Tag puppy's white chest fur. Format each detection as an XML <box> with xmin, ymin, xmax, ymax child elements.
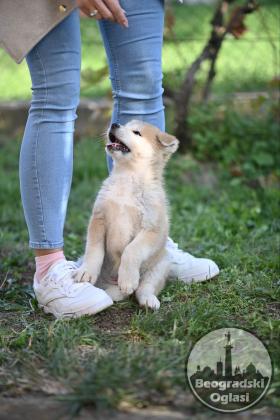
<box><xmin>96</xmin><ymin>174</ymin><xmax>167</xmax><ymax>281</ymax></box>
<box><xmin>102</xmin><ymin>177</ymin><xmax>143</xmax><ymax>251</ymax></box>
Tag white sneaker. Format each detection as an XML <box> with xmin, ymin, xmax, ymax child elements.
<box><xmin>166</xmin><ymin>238</ymin><xmax>219</xmax><ymax>283</ymax></box>
<box><xmin>33</xmin><ymin>260</ymin><xmax>113</xmax><ymax>319</ymax></box>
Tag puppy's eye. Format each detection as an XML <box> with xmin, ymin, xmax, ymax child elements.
<box><xmin>133</xmin><ymin>130</ymin><xmax>142</xmax><ymax>136</ymax></box>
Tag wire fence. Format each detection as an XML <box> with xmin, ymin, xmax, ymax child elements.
<box><xmin>0</xmin><ymin>1</ymin><xmax>279</xmax><ymax>101</ymax></box>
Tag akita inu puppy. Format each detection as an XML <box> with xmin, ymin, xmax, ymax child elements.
<box><xmin>74</xmin><ymin>120</ymin><xmax>179</xmax><ymax>309</ymax></box>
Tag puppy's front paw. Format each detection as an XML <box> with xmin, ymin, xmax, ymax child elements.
<box><xmin>72</xmin><ymin>266</ymin><xmax>94</xmax><ymax>283</ymax></box>
<box><xmin>118</xmin><ymin>265</ymin><xmax>139</xmax><ymax>296</ymax></box>
<box><xmin>105</xmin><ymin>285</ymin><xmax>126</xmax><ymax>302</ymax></box>
<box><xmin>137</xmin><ymin>294</ymin><xmax>160</xmax><ymax>310</ymax></box>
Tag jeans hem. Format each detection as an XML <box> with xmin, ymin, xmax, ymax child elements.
<box><xmin>29</xmin><ymin>241</ymin><xmax>64</xmax><ymax>249</ymax></box>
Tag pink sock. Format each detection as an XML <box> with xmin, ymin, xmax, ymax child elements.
<box><xmin>35</xmin><ymin>251</ymin><xmax>65</xmax><ymax>281</ymax></box>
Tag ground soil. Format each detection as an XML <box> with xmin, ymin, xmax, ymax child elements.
<box><xmin>0</xmin><ymin>394</ymin><xmax>279</xmax><ymax>420</ymax></box>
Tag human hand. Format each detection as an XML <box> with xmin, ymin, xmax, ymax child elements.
<box><xmin>76</xmin><ymin>0</ymin><xmax>128</xmax><ymax>27</ymax></box>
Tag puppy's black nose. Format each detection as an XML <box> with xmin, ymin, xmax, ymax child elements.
<box><xmin>111</xmin><ymin>123</ymin><xmax>120</xmax><ymax>130</ymax></box>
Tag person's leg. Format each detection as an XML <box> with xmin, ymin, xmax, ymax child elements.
<box><xmin>20</xmin><ymin>10</ymin><xmax>81</xmax><ymax>259</ymax></box>
<box><xmin>19</xmin><ymin>10</ymin><xmax>113</xmax><ymax>317</ymax></box>
<box><xmin>98</xmin><ymin>0</ymin><xmax>165</xmax><ymax>172</ymax></box>
<box><xmin>99</xmin><ymin>0</ymin><xmax>219</xmax><ymax>281</ymax></box>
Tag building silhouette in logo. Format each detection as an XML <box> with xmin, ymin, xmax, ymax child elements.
<box><xmin>225</xmin><ymin>331</ymin><xmax>233</xmax><ymax>377</ymax></box>
<box><xmin>190</xmin><ymin>331</ymin><xmax>269</xmax><ymax>382</ymax></box>
<box><xmin>187</xmin><ymin>329</ymin><xmax>272</xmax><ymax>412</ymax></box>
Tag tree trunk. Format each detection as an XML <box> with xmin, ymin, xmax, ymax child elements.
<box><xmin>173</xmin><ymin>0</ymin><xmax>258</xmax><ymax>152</ymax></box>
<box><xmin>175</xmin><ymin>48</ymin><xmax>210</xmax><ymax>152</ymax></box>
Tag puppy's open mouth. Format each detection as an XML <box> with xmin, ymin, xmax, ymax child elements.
<box><xmin>106</xmin><ymin>132</ymin><xmax>130</xmax><ymax>153</ymax></box>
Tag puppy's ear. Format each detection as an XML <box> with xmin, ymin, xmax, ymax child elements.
<box><xmin>156</xmin><ymin>132</ymin><xmax>179</xmax><ymax>154</ymax></box>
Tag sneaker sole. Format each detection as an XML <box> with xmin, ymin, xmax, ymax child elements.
<box><xmin>170</xmin><ymin>266</ymin><xmax>220</xmax><ymax>284</ymax></box>
<box><xmin>40</xmin><ymin>296</ymin><xmax>113</xmax><ymax>319</ymax></box>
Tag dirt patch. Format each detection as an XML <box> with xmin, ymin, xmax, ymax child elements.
<box><xmin>0</xmin><ymin>395</ymin><xmax>187</xmax><ymax>420</ymax></box>
<box><xmin>93</xmin><ymin>305</ymin><xmax>135</xmax><ymax>333</ymax></box>
<box><xmin>266</xmin><ymin>302</ymin><xmax>280</xmax><ymax>320</ymax></box>
<box><xmin>0</xmin><ymin>395</ymin><xmax>279</xmax><ymax>420</ymax></box>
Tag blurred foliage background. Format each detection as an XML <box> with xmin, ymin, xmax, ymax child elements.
<box><xmin>0</xmin><ymin>0</ymin><xmax>278</xmax><ymax>181</ymax></box>
<box><xmin>0</xmin><ymin>0</ymin><xmax>278</xmax><ymax>99</ymax></box>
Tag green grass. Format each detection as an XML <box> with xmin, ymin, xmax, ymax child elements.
<box><xmin>0</xmin><ymin>1</ymin><xmax>279</xmax><ymax>100</ymax></box>
<box><xmin>0</xmin><ymin>102</ymin><xmax>279</xmax><ymax>412</ymax></box>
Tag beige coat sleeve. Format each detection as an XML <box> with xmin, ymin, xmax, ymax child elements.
<box><xmin>0</xmin><ymin>0</ymin><xmax>77</xmax><ymax>63</ymax></box>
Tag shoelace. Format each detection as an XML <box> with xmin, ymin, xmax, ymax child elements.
<box><xmin>43</xmin><ymin>260</ymin><xmax>78</xmax><ymax>295</ymax></box>
<box><xmin>166</xmin><ymin>238</ymin><xmax>193</xmax><ymax>263</ymax></box>
<box><xmin>167</xmin><ymin>238</ymin><xmax>181</xmax><ymax>251</ymax></box>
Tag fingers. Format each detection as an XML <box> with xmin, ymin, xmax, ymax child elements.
<box><xmin>103</xmin><ymin>0</ymin><xmax>128</xmax><ymax>27</ymax></box>
<box><xmin>78</xmin><ymin>0</ymin><xmax>128</xmax><ymax>27</ymax></box>
<box><xmin>83</xmin><ymin>0</ymin><xmax>128</xmax><ymax>28</ymax></box>
<box><xmin>78</xmin><ymin>0</ymin><xmax>98</xmax><ymax>18</ymax></box>
<box><xmin>93</xmin><ymin>0</ymin><xmax>114</xmax><ymax>21</ymax></box>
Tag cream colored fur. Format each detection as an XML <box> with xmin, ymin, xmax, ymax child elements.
<box><xmin>73</xmin><ymin>120</ymin><xmax>179</xmax><ymax>309</ymax></box>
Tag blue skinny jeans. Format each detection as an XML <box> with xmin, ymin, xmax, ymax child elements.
<box><xmin>20</xmin><ymin>1</ymin><xmax>165</xmax><ymax>249</ymax></box>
